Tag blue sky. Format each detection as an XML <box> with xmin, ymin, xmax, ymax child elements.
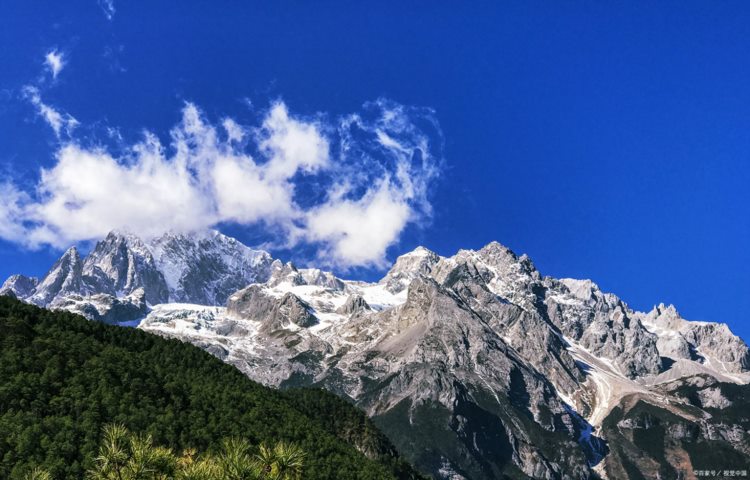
<box><xmin>0</xmin><ymin>1</ymin><xmax>748</xmax><ymax>341</ymax></box>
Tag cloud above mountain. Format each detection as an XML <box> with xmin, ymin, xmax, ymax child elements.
<box><xmin>23</xmin><ymin>86</ymin><xmax>79</xmax><ymax>138</ymax></box>
<box><xmin>0</xmin><ymin>99</ymin><xmax>442</xmax><ymax>268</ymax></box>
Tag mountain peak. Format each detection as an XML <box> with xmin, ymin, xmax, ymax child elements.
<box><xmin>28</xmin><ymin>246</ymin><xmax>84</xmax><ymax>306</ymax></box>
<box><xmin>654</xmin><ymin>302</ymin><xmax>680</xmax><ymax>317</ymax></box>
<box><xmin>105</xmin><ymin>228</ymin><xmax>136</xmax><ymax>239</ymax></box>
<box><xmin>458</xmin><ymin>240</ymin><xmax>540</xmax><ymax>288</ymax></box>
<box><xmin>476</xmin><ymin>241</ymin><xmax>539</xmax><ymax>271</ymax></box>
<box><xmin>559</xmin><ymin>278</ymin><xmax>601</xmax><ymax>302</ymax></box>
<box><xmin>0</xmin><ymin>274</ymin><xmax>39</xmax><ymax>298</ymax></box>
<box><xmin>400</xmin><ymin>245</ymin><xmax>437</xmax><ymax>258</ymax></box>
<box><xmin>5</xmin><ymin>229</ymin><xmax>276</xmax><ymax>310</ymax></box>
<box><xmin>380</xmin><ymin>246</ymin><xmax>441</xmax><ymax>294</ymax></box>
<box><xmin>478</xmin><ymin>240</ymin><xmax>517</xmax><ymax>258</ymax></box>
<box><xmin>83</xmin><ymin>230</ymin><xmax>169</xmax><ymax>304</ymax></box>
<box><xmin>147</xmin><ymin>229</ymin><xmax>274</xmax><ymax>305</ymax></box>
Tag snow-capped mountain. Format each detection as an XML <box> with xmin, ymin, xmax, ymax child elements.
<box><xmin>137</xmin><ymin>238</ymin><xmax>749</xmax><ymax>479</ymax></box>
<box><xmin>148</xmin><ymin>230</ymin><xmax>274</xmax><ymax>305</ymax></box>
<box><xmin>3</xmin><ymin>231</ymin><xmax>749</xmax><ymax>479</ymax></box>
<box><xmin>1</xmin><ymin>230</ymin><xmax>273</xmax><ymax>322</ymax></box>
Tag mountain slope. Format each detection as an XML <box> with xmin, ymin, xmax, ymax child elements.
<box><xmin>0</xmin><ymin>296</ymin><xmax>425</xmax><ymax>480</ymax></box>
<box><xmin>5</xmin><ymin>231</ymin><xmax>749</xmax><ymax>478</ymax></box>
<box><xmin>599</xmin><ymin>376</ymin><xmax>750</xmax><ymax>479</ymax></box>
<box><xmin>138</xmin><ymin>240</ymin><xmax>749</xmax><ymax>479</ymax></box>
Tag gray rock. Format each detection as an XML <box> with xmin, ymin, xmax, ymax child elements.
<box><xmin>29</xmin><ymin>247</ymin><xmax>85</xmax><ymax>306</ymax></box>
<box><xmin>267</xmin><ymin>261</ymin><xmax>346</xmax><ymax>291</ymax></box>
<box><xmin>336</xmin><ymin>294</ymin><xmax>371</xmax><ymax>315</ymax></box>
<box><xmin>655</xmin><ymin>332</ymin><xmax>693</xmax><ymax>360</ymax></box>
<box><xmin>577</xmin><ymin>304</ymin><xmax>661</xmax><ymax>378</ymax></box>
<box><xmin>697</xmin><ymin>387</ymin><xmax>733</xmax><ymax>409</ymax></box>
<box><xmin>379</xmin><ymin>246</ymin><xmax>441</xmax><ymax>294</ymax></box>
<box><xmin>0</xmin><ymin>274</ymin><xmax>38</xmax><ymax>299</ymax></box>
<box><xmin>148</xmin><ymin>230</ymin><xmax>274</xmax><ymax>305</ymax></box>
<box><xmin>684</xmin><ymin>322</ymin><xmax>750</xmax><ymax>372</ymax></box>
<box><xmin>269</xmin><ymin>293</ymin><xmax>318</xmax><ymax>329</ymax></box>
<box><xmin>227</xmin><ymin>285</ymin><xmax>278</xmax><ymax>320</ymax></box>
<box><xmin>50</xmin><ymin>288</ymin><xmax>148</xmax><ymax>324</ymax></box>
<box><xmin>227</xmin><ymin>285</ymin><xmax>317</xmax><ymax>330</ymax></box>
<box><xmin>545</xmin><ymin>278</ymin><xmax>662</xmax><ymax>378</ymax></box>
<box><xmin>82</xmin><ymin>231</ymin><xmax>169</xmax><ymax>305</ymax></box>
<box><xmin>643</xmin><ymin>304</ymin><xmax>750</xmax><ymax>373</ymax></box>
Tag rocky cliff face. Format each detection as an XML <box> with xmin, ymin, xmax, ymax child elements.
<box><xmin>81</xmin><ymin>231</ymin><xmax>169</xmax><ymax>305</ymax></box>
<box><xmin>2</xmin><ymin>230</ymin><xmax>272</xmax><ymax>323</ymax></box>
<box><xmin>29</xmin><ymin>246</ymin><xmax>87</xmax><ymax>306</ymax></box>
<box><xmin>0</xmin><ymin>274</ymin><xmax>39</xmax><ymax>298</ymax></box>
<box><xmin>148</xmin><ymin>230</ymin><xmax>274</xmax><ymax>305</ymax></box>
<box><xmin>6</xmin><ymin>232</ymin><xmax>749</xmax><ymax>478</ymax></box>
<box><xmin>640</xmin><ymin>303</ymin><xmax>750</xmax><ymax>372</ymax></box>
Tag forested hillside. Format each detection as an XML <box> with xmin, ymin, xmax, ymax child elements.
<box><xmin>0</xmin><ymin>297</ymin><xmax>425</xmax><ymax>480</ymax></box>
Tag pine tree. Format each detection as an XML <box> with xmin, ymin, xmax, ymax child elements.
<box><xmin>25</xmin><ymin>425</ymin><xmax>305</xmax><ymax>480</ymax></box>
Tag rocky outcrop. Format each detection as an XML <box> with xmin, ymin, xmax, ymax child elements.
<box><xmin>271</xmin><ymin>293</ymin><xmax>318</xmax><ymax>329</ymax></box>
<box><xmin>577</xmin><ymin>304</ymin><xmax>661</xmax><ymax>378</ymax></box>
<box><xmin>51</xmin><ymin>288</ymin><xmax>148</xmax><ymax>324</ymax></box>
<box><xmin>380</xmin><ymin>246</ymin><xmax>441</xmax><ymax>294</ymax></box>
<box><xmin>81</xmin><ymin>231</ymin><xmax>169</xmax><ymax>305</ymax></box>
<box><xmin>655</xmin><ymin>332</ymin><xmax>694</xmax><ymax>360</ymax></box>
<box><xmin>3</xmin><ymin>230</ymin><xmax>275</xmax><ymax>322</ymax></box>
<box><xmin>641</xmin><ymin>304</ymin><xmax>750</xmax><ymax>373</ymax></box>
<box><xmin>266</xmin><ymin>260</ymin><xmax>346</xmax><ymax>291</ymax></box>
<box><xmin>0</xmin><ymin>274</ymin><xmax>38</xmax><ymax>298</ymax></box>
<box><xmin>29</xmin><ymin>247</ymin><xmax>86</xmax><ymax>306</ymax></box>
<box><xmin>148</xmin><ymin>230</ymin><xmax>274</xmax><ymax>305</ymax></box>
<box><xmin>336</xmin><ymin>294</ymin><xmax>370</xmax><ymax>315</ymax></box>
<box><xmin>545</xmin><ymin>278</ymin><xmax>663</xmax><ymax>378</ymax></box>
<box><xmin>227</xmin><ymin>285</ymin><xmax>278</xmax><ymax>320</ymax></box>
<box><xmin>227</xmin><ymin>285</ymin><xmax>317</xmax><ymax>330</ymax></box>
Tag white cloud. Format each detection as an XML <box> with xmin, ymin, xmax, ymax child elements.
<box><xmin>258</xmin><ymin>102</ymin><xmax>329</xmax><ymax>180</ymax></box>
<box><xmin>222</xmin><ymin>118</ymin><xmax>245</xmax><ymax>143</ymax></box>
<box><xmin>26</xmin><ymin>142</ymin><xmax>213</xmax><ymax>247</ymax></box>
<box><xmin>301</xmin><ymin>100</ymin><xmax>442</xmax><ymax>267</ymax></box>
<box><xmin>99</xmin><ymin>0</ymin><xmax>116</xmax><ymax>20</ymax></box>
<box><xmin>0</xmin><ymin>99</ymin><xmax>442</xmax><ymax>267</ymax></box>
<box><xmin>305</xmin><ymin>180</ymin><xmax>412</xmax><ymax>268</ymax></box>
<box><xmin>45</xmin><ymin>50</ymin><xmax>65</xmax><ymax>79</ymax></box>
<box><xmin>0</xmin><ymin>184</ymin><xmax>30</xmax><ymax>242</ymax></box>
<box><xmin>23</xmin><ymin>86</ymin><xmax>79</xmax><ymax>138</ymax></box>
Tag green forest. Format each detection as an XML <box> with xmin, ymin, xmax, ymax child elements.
<box><xmin>0</xmin><ymin>297</ymin><xmax>424</xmax><ymax>479</ymax></box>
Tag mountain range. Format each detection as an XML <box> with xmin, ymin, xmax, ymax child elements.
<box><xmin>4</xmin><ymin>230</ymin><xmax>749</xmax><ymax>479</ymax></box>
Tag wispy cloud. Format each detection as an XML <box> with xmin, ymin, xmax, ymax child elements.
<box><xmin>0</xmin><ymin>100</ymin><xmax>442</xmax><ymax>268</ymax></box>
<box><xmin>44</xmin><ymin>50</ymin><xmax>65</xmax><ymax>79</ymax></box>
<box><xmin>98</xmin><ymin>0</ymin><xmax>116</xmax><ymax>20</ymax></box>
<box><xmin>302</xmin><ymin>100</ymin><xmax>442</xmax><ymax>267</ymax></box>
<box><xmin>0</xmin><ymin>184</ymin><xmax>30</xmax><ymax>243</ymax></box>
<box><xmin>23</xmin><ymin>86</ymin><xmax>79</xmax><ymax>138</ymax></box>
